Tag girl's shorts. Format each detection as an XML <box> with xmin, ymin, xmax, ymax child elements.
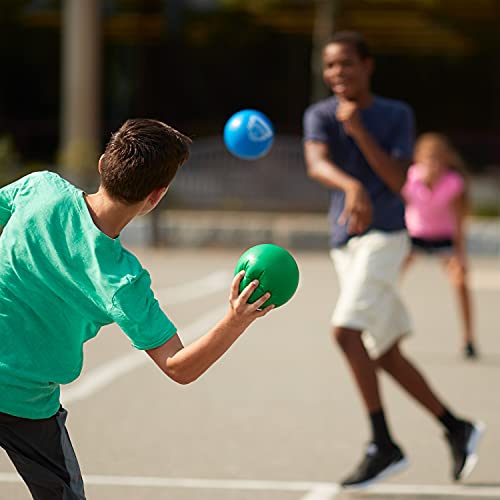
<box><xmin>410</xmin><ymin>236</ymin><xmax>454</xmax><ymax>255</ymax></box>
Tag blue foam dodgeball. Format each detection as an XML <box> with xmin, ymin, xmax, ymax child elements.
<box><xmin>223</xmin><ymin>109</ymin><xmax>274</xmax><ymax>160</ymax></box>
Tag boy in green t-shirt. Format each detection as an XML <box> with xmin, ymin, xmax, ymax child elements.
<box><xmin>0</xmin><ymin>119</ymin><xmax>274</xmax><ymax>500</ymax></box>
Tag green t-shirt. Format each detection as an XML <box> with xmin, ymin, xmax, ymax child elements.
<box><xmin>0</xmin><ymin>171</ymin><xmax>177</xmax><ymax>419</ymax></box>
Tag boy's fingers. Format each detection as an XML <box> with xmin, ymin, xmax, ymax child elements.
<box><xmin>239</xmin><ymin>279</ymin><xmax>259</xmax><ymax>302</ymax></box>
<box><xmin>346</xmin><ymin>213</ymin><xmax>359</xmax><ymax>233</ymax></box>
<box><xmin>230</xmin><ymin>271</ymin><xmax>245</xmax><ymax>300</ymax></box>
<box><xmin>254</xmin><ymin>291</ymin><xmax>271</xmax><ymax>310</ymax></box>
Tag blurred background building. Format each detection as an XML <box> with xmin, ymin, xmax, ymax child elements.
<box><xmin>1</xmin><ymin>0</ymin><xmax>499</xmax><ymax>246</ymax></box>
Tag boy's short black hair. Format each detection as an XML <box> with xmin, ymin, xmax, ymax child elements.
<box><xmin>100</xmin><ymin>118</ymin><xmax>191</xmax><ymax>204</ymax></box>
<box><xmin>324</xmin><ymin>31</ymin><xmax>372</xmax><ymax>60</ymax></box>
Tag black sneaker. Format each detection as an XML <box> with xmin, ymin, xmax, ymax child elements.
<box><xmin>445</xmin><ymin>420</ymin><xmax>485</xmax><ymax>481</ymax></box>
<box><xmin>464</xmin><ymin>343</ymin><xmax>478</xmax><ymax>360</ymax></box>
<box><xmin>341</xmin><ymin>443</ymin><xmax>408</xmax><ymax>489</ymax></box>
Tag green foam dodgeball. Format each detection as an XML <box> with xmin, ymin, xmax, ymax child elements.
<box><xmin>234</xmin><ymin>243</ymin><xmax>299</xmax><ymax>309</ymax></box>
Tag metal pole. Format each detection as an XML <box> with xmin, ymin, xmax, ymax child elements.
<box><xmin>60</xmin><ymin>0</ymin><xmax>101</xmax><ymax>187</ymax></box>
<box><xmin>310</xmin><ymin>0</ymin><xmax>340</xmax><ymax>104</ymax></box>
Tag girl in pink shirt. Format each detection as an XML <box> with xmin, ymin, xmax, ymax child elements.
<box><xmin>402</xmin><ymin>133</ymin><xmax>477</xmax><ymax>359</ymax></box>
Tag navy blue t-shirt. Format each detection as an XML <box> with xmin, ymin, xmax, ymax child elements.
<box><xmin>303</xmin><ymin>95</ymin><xmax>415</xmax><ymax>247</ymax></box>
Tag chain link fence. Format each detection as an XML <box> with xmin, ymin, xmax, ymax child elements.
<box><xmin>167</xmin><ymin>135</ymin><xmax>328</xmax><ymax>212</ymax></box>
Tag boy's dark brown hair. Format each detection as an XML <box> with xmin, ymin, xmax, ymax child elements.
<box><xmin>100</xmin><ymin>118</ymin><xmax>191</xmax><ymax>204</ymax></box>
<box><xmin>325</xmin><ymin>30</ymin><xmax>372</xmax><ymax>60</ymax></box>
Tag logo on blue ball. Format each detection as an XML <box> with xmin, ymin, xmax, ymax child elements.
<box><xmin>224</xmin><ymin>109</ymin><xmax>274</xmax><ymax>160</ymax></box>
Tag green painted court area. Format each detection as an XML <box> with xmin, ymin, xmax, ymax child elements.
<box><xmin>1</xmin><ymin>248</ymin><xmax>499</xmax><ymax>500</ymax></box>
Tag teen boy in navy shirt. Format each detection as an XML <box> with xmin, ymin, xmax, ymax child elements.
<box><xmin>303</xmin><ymin>31</ymin><xmax>483</xmax><ymax>489</ymax></box>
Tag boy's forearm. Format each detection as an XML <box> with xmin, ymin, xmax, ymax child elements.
<box><xmin>308</xmin><ymin>158</ymin><xmax>361</xmax><ymax>193</ymax></box>
<box><xmin>350</xmin><ymin>127</ymin><xmax>407</xmax><ymax>193</ymax></box>
<box><xmin>165</xmin><ymin>313</ymin><xmax>244</xmax><ymax>384</ymax></box>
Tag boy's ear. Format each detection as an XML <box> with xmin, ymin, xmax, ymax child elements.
<box><xmin>97</xmin><ymin>155</ymin><xmax>105</xmax><ymax>174</ymax></box>
<box><xmin>148</xmin><ymin>186</ymin><xmax>169</xmax><ymax>207</ymax></box>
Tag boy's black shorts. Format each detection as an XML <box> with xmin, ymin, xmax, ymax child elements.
<box><xmin>0</xmin><ymin>406</ymin><xmax>85</xmax><ymax>500</ymax></box>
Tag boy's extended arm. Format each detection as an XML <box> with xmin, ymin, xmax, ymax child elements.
<box><xmin>146</xmin><ymin>272</ymin><xmax>273</xmax><ymax>384</ymax></box>
<box><xmin>304</xmin><ymin>140</ymin><xmax>373</xmax><ymax>234</ymax></box>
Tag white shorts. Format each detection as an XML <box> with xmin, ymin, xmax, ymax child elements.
<box><xmin>330</xmin><ymin>230</ymin><xmax>412</xmax><ymax>359</ymax></box>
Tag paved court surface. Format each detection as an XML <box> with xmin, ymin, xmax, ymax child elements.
<box><xmin>1</xmin><ymin>248</ymin><xmax>499</xmax><ymax>499</ymax></box>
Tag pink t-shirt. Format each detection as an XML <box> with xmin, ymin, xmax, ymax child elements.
<box><xmin>402</xmin><ymin>164</ymin><xmax>465</xmax><ymax>239</ymax></box>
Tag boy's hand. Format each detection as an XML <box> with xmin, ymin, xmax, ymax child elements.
<box><xmin>338</xmin><ymin>181</ymin><xmax>373</xmax><ymax>234</ymax></box>
<box><xmin>336</xmin><ymin>99</ymin><xmax>364</xmax><ymax>137</ymax></box>
<box><xmin>227</xmin><ymin>271</ymin><xmax>274</xmax><ymax>329</ymax></box>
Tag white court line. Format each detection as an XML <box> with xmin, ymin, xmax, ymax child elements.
<box><xmin>0</xmin><ymin>473</ymin><xmax>330</xmax><ymax>492</ymax></box>
<box><xmin>61</xmin><ymin>351</ymin><xmax>146</xmax><ymax>404</ymax></box>
<box><xmin>155</xmin><ymin>270</ymin><xmax>231</xmax><ymax>304</ymax></box>
<box><xmin>367</xmin><ymin>482</ymin><xmax>500</xmax><ymax>497</ymax></box>
<box><xmin>300</xmin><ymin>484</ymin><xmax>340</xmax><ymax>500</ymax></box>
<box><xmin>61</xmin><ymin>269</ymin><xmax>231</xmax><ymax>405</ymax></box>
<box><xmin>0</xmin><ymin>473</ymin><xmax>499</xmax><ymax>497</ymax></box>
<box><xmin>61</xmin><ymin>304</ymin><xmax>227</xmax><ymax>404</ymax></box>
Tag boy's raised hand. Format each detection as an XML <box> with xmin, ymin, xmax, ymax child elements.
<box><xmin>227</xmin><ymin>271</ymin><xmax>274</xmax><ymax>329</ymax></box>
<box><xmin>336</xmin><ymin>98</ymin><xmax>364</xmax><ymax>138</ymax></box>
